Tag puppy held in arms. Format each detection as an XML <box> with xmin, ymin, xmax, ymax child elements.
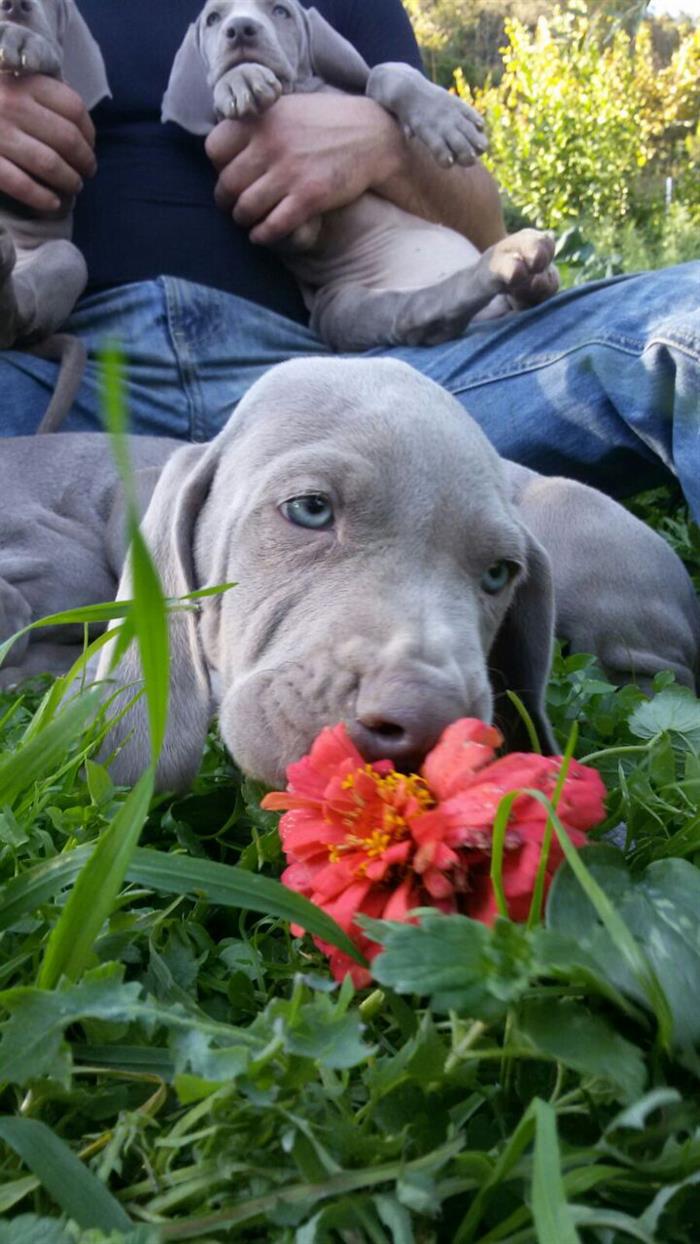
<box><xmin>0</xmin><ymin>0</ymin><xmax>108</xmax><ymax>349</ymax></box>
<box><xmin>162</xmin><ymin>0</ymin><xmax>559</xmax><ymax>350</ymax></box>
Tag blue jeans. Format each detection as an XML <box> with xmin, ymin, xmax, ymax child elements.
<box><xmin>2</xmin><ymin>262</ymin><xmax>699</xmax><ymax>517</ymax></box>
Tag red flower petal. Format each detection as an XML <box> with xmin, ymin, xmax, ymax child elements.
<box><xmin>263</xmin><ymin>717</ymin><xmax>607</xmax><ymax>988</ymax></box>
<box><xmin>421</xmin><ymin>718</ymin><xmax>503</xmax><ymax>799</ymax></box>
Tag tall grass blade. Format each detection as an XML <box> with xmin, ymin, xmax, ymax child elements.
<box><xmin>37</xmin><ymin>769</ymin><xmax>154</xmax><ymax>988</ymax></box>
<box><xmin>0</xmin><ymin>690</ymin><xmax>101</xmax><ymax>807</ymax></box>
<box><xmin>0</xmin><ymin>1117</ymin><xmax>131</xmax><ymax>1231</ymax></box>
<box><xmin>538</xmin><ymin>791</ymin><xmax>673</xmax><ymax>1046</ymax></box>
<box><xmin>101</xmin><ymin>347</ymin><xmax>169</xmax><ymax>762</ymax></box>
<box><xmin>0</xmin><ymin>844</ymin><xmax>363</xmax><ymax>965</ymax></box>
<box><xmin>128</xmin><ymin>847</ymin><xmax>366</xmax><ymax>964</ymax></box>
<box><xmin>531</xmin><ymin>1098</ymin><xmax>581</xmax><ymax>1243</ymax></box>
<box><xmin>0</xmin><ymin>848</ymin><xmax>91</xmax><ymax>933</ymax></box>
<box><xmin>527</xmin><ymin>723</ymin><xmax>578</xmax><ymax>928</ymax></box>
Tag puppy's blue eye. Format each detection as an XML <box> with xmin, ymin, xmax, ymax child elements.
<box><xmin>273</xmin><ymin>3</ymin><xmax>291</xmax><ymax>15</ymax></box>
<box><xmin>480</xmin><ymin>560</ymin><xmax>513</xmax><ymax>594</ymax></box>
<box><xmin>206</xmin><ymin>10</ymin><xmax>221</xmax><ymax>25</ymax></box>
<box><xmin>280</xmin><ymin>494</ymin><xmax>334</xmax><ymax>529</ymax></box>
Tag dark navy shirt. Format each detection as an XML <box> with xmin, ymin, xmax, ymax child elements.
<box><xmin>73</xmin><ymin>1</ymin><xmax>422</xmax><ymax>320</ymax></box>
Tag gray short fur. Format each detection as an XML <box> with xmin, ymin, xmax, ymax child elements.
<box><xmin>0</xmin><ymin>0</ymin><xmax>109</xmax><ymax>347</ymax></box>
<box><xmin>161</xmin><ymin>0</ymin><xmax>560</xmax><ymax>350</ymax></box>
<box><xmin>2</xmin><ymin>358</ymin><xmax>697</xmax><ymax>789</ymax></box>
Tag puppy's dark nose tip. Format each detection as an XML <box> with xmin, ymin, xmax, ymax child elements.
<box><xmin>349</xmin><ymin>713</ymin><xmax>441</xmax><ymax>772</ymax></box>
<box><xmin>225</xmin><ymin>20</ymin><xmax>260</xmax><ymax>42</ymax></box>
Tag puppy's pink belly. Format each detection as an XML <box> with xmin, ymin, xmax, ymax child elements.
<box><xmin>286</xmin><ymin>193</ymin><xmax>481</xmax><ymax>293</ymax></box>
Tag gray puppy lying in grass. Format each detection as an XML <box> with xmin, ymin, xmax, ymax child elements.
<box><xmin>162</xmin><ymin>0</ymin><xmax>559</xmax><ymax>349</ymax></box>
<box><xmin>1</xmin><ymin>358</ymin><xmax>692</xmax><ymax>790</ymax></box>
<box><xmin>0</xmin><ymin>0</ymin><xmax>108</xmax><ymax>349</ymax></box>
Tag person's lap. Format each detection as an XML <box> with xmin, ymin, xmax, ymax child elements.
<box><xmin>2</xmin><ymin>262</ymin><xmax>698</xmax><ymax>516</ymax></box>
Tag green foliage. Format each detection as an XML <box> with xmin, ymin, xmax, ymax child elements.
<box><xmin>452</xmin><ymin>5</ymin><xmax>700</xmax><ymax>236</ymax></box>
<box><xmin>554</xmin><ymin>203</ymin><xmax>700</xmax><ymax>288</ymax></box>
<box><xmin>3</xmin><ymin>545</ymin><xmax>700</xmax><ymax>1238</ymax></box>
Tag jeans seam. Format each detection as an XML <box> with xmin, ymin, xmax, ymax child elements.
<box><xmin>447</xmin><ymin>337</ymin><xmax>641</xmax><ymax>394</ymax></box>
<box><xmin>162</xmin><ymin>277</ymin><xmax>206</xmax><ymax>440</ymax></box>
<box><xmin>643</xmin><ymin>332</ymin><xmax>700</xmax><ymax>362</ymax></box>
<box><xmin>448</xmin><ymin>318</ymin><xmax>700</xmax><ymax>396</ymax></box>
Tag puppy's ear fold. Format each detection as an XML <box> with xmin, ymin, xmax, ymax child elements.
<box><xmin>489</xmin><ymin>528</ymin><xmax>556</xmax><ymax>753</ymax></box>
<box><xmin>57</xmin><ymin>0</ymin><xmax>110</xmax><ymax>110</ymax></box>
<box><xmin>97</xmin><ymin>442</ymin><xmax>220</xmax><ymax>792</ymax></box>
<box><xmin>301</xmin><ymin>7</ymin><xmax>370</xmax><ymax>92</ymax></box>
<box><xmin>162</xmin><ymin>22</ymin><xmax>216</xmax><ymax>135</ymax></box>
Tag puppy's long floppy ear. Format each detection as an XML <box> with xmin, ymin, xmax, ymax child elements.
<box><xmin>161</xmin><ymin>22</ymin><xmax>216</xmax><ymax>135</ymax></box>
<box><xmin>300</xmin><ymin>7</ymin><xmax>370</xmax><ymax>92</ymax></box>
<box><xmin>488</xmin><ymin>528</ymin><xmax>556</xmax><ymax>753</ymax></box>
<box><xmin>57</xmin><ymin>0</ymin><xmax>110</xmax><ymax>110</ymax></box>
<box><xmin>97</xmin><ymin>442</ymin><xmax>220</xmax><ymax>792</ymax></box>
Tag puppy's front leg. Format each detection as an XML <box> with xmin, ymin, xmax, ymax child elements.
<box><xmin>366</xmin><ymin>63</ymin><xmax>487</xmax><ymax>169</ymax></box>
<box><xmin>213</xmin><ymin>63</ymin><xmax>282</xmax><ymax>121</ymax></box>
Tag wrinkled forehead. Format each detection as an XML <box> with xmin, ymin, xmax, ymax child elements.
<box><xmin>228</xmin><ymin>359</ymin><xmax>515</xmax><ymax>515</ymax></box>
<box><xmin>199</xmin><ymin>0</ymin><xmax>300</xmax><ymax>24</ymax></box>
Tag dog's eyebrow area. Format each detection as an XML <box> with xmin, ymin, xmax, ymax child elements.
<box><xmin>462</xmin><ymin>522</ymin><xmax>526</xmax><ymax>570</ymax></box>
<box><xmin>236</xmin><ymin>447</ymin><xmax>377</xmax><ymax>507</ymax></box>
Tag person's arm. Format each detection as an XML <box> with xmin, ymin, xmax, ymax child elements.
<box><xmin>206</xmin><ymin>92</ymin><xmax>505</xmax><ymax>252</ymax></box>
<box><xmin>0</xmin><ymin>75</ymin><xmax>96</xmax><ymax>212</ymax></box>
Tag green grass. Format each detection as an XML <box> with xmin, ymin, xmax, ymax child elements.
<box><xmin>2</xmin><ymin>475</ymin><xmax>700</xmax><ymax>1242</ymax></box>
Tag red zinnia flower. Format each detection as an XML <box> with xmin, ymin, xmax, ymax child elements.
<box><xmin>262</xmin><ymin>719</ymin><xmax>606</xmax><ymax>987</ymax></box>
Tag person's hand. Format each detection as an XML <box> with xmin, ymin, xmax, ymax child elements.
<box><xmin>205</xmin><ymin>93</ymin><xmax>404</xmax><ymax>246</ymax></box>
<box><xmin>0</xmin><ymin>75</ymin><xmax>96</xmax><ymax>212</ymax></box>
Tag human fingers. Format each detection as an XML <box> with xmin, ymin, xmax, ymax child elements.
<box><xmin>205</xmin><ymin>117</ymin><xmax>251</xmax><ymax>174</ymax></box>
<box><xmin>0</xmin><ymin>151</ymin><xmax>63</xmax><ymax>211</ymax></box>
<box><xmin>0</xmin><ymin>76</ymin><xmax>96</xmax><ymax>191</ymax></box>
<box><xmin>248</xmin><ymin>187</ymin><xmax>323</xmax><ymax>246</ymax></box>
<box><xmin>25</xmin><ymin>76</ymin><xmax>96</xmax><ymax>150</ymax></box>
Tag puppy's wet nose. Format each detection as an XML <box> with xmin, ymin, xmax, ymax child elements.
<box><xmin>349</xmin><ymin>701</ymin><xmax>461</xmax><ymax>771</ymax></box>
<box><xmin>225</xmin><ymin>18</ymin><xmax>262</xmax><ymax>43</ymax></box>
<box><xmin>1</xmin><ymin>0</ymin><xmax>31</xmax><ymax>14</ymax></box>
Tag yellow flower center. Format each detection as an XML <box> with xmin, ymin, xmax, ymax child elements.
<box><xmin>328</xmin><ymin>767</ymin><xmax>434</xmax><ymax>870</ymax></box>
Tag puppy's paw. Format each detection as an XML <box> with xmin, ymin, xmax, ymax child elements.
<box><xmin>407</xmin><ymin>94</ymin><xmax>488</xmax><ymax>168</ymax></box>
<box><xmin>0</xmin><ymin>22</ymin><xmax>61</xmax><ymax>76</ymax></box>
<box><xmin>486</xmin><ymin>230</ymin><xmax>558</xmax><ymax>303</ymax></box>
<box><xmin>214</xmin><ymin>63</ymin><xmax>282</xmax><ymax>120</ymax></box>
<box><xmin>368</xmin><ymin>64</ymin><xmax>487</xmax><ymax>168</ymax></box>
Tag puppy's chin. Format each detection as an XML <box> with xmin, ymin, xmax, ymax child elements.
<box><xmin>213</xmin><ymin>40</ymin><xmax>292</xmax><ymax>82</ymax></box>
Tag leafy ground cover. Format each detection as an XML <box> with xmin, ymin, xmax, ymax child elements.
<box><xmin>1</xmin><ymin>490</ymin><xmax>700</xmax><ymax>1243</ymax></box>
